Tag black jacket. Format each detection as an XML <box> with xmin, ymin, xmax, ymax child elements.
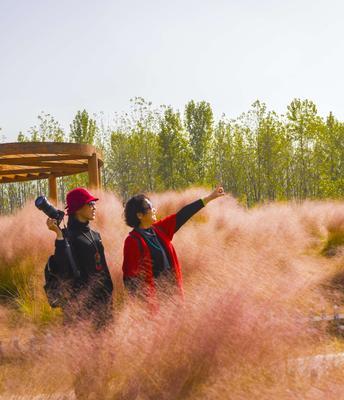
<box><xmin>53</xmin><ymin>216</ymin><xmax>113</xmax><ymax>304</ymax></box>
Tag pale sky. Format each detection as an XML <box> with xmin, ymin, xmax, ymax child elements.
<box><xmin>1</xmin><ymin>0</ymin><xmax>344</xmax><ymax>141</ymax></box>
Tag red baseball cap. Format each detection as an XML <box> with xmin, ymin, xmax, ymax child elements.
<box><xmin>65</xmin><ymin>187</ymin><xmax>99</xmax><ymax>215</ymax></box>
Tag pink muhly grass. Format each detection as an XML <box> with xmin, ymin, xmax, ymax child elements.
<box><xmin>0</xmin><ymin>189</ymin><xmax>343</xmax><ymax>398</ymax></box>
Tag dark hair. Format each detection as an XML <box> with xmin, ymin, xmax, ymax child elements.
<box><xmin>124</xmin><ymin>194</ymin><xmax>150</xmax><ymax>228</ymax></box>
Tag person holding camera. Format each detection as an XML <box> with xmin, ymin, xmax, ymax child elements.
<box><xmin>46</xmin><ymin>187</ymin><xmax>114</xmax><ymax>328</ymax></box>
<box><xmin>122</xmin><ymin>185</ymin><xmax>225</xmax><ymax>303</ymax></box>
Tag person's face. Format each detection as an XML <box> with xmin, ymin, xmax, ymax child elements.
<box><xmin>75</xmin><ymin>201</ymin><xmax>97</xmax><ymax>222</ymax></box>
<box><xmin>137</xmin><ymin>199</ymin><xmax>157</xmax><ymax>226</ymax></box>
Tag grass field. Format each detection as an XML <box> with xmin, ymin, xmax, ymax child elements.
<box><xmin>1</xmin><ymin>188</ymin><xmax>344</xmax><ymax>399</ymax></box>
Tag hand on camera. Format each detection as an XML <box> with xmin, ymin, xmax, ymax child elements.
<box><xmin>46</xmin><ymin>218</ymin><xmax>63</xmax><ymax>239</ymax></box>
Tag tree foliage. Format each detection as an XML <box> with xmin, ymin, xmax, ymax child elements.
<box><xmin>1</xmin><ymin>98</ymin><xmax>343</xmax><ymax>213</ymax></box>
<box><xmin>70</xmin><ymin>109</ymin><xmax>97</xmax><ymax>144</ymax></box>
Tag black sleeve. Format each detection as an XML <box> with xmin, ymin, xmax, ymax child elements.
<box><xmin>53</xmin><ymin>239</ymin><xmax>71</xmax><ymax>277</ymax></box>
<box><xmin>96</xmin><ymin>232</ymin><xmax>114</xmax><ymax>291</ymax></box>
<box><xmin>175</xmin><ymin>199</ymin><xmax>205</xmax><ymax>232</ymax></box>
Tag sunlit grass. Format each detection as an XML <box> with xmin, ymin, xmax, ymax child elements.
<box><xmin>0</xmin><ymin>258</ymin><xmax>35</xmax><ymax>300</ymax></box>
<box><xmin>321</xmin><ymin>212</ymin><xmax>344</xmax><ymax>256</ymax></box>
<box><xmin>0</xmin><ymin>258</ymin><xmax>61</xmax><ymax>325</ymax></box>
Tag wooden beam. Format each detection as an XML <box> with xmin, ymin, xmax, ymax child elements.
<box><xmin>0</xmin><ymin>173</ymin><xmax>51</xmax><ymax>183</ymax></box>
<box><xmin>0</xmin><ymin>155</ymin><xmax>90</xmax><ymax>165</ymax></box>
<box><xmin>27</xmin><ymin>173</ymin><xmax>50</xmax><ymax>179</ymax></box>
<box><xmin>0</xmin><ymin>142</ymin><xmax>102</xmax><ymax>159</ymax></box>
<box><xmin>0</xmin><ymin>175</ymin><xmax>45</xmax><ymax>183</ymax></box>
<box><xmin>0</xmin><ymin>170</ymin><xmax>87</xmax><ymax>183</ymax></box>
<box><xmin>1</xmin><ymin>159</ymin><xmax>103</xmax><ymax>168</ymax></box>
<box><xmin>0</xmin><ymin>166</ymin><xmax>87</xmax><ymax>176</ymax></box>
<box><xmin>0</xmin><ymin>167</ymin><xmax>51</xmax><ymax>176</ymax></box>
<box><xmin>34</xmin><ymin>162</ymin><xmax>88</xmax><ymax>170</ymax></box>
<box><xmin>6</xmin><ymin>162</ymin><xmax>87</xmax><ymax>171</ymax></box>
<box><xmin>0</xmin><ymin>168</ymin><xmax>86</xmax><ymax>179</ymax></box>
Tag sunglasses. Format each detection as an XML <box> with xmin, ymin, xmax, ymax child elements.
<box><xmin>87</xmin><ymin>201</ymin><xmax>97</xmax><ymax>208</ymax></box>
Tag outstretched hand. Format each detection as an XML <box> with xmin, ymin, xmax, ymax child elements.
<box><xmin>203</xmin><ymin>185</ymin><xmax>225</xmax><ymax>204</ymax></box>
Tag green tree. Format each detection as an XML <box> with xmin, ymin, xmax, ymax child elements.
<box><xmin>315</xmin><ymin>112</ymin><xmax>344</xmax><ymax>197</ymax></box>
<box><xmin>17</xmin><ymin>131</ymin><xmax>27</xmax><ymax>142</ymax></box>
<box><xmin>70</xmin><ymin>110</ymin><xmax>97</xmax><ymax>144</ymax></box>
<box><xmin>210</xmin><ymin>119</ymin><xmax>246</xmax><ymax>198</ymax></box>
<box><xmin>107</xmin><ymin>98</ymin><xmax>161</xmax><ymax>197</ymax></box>
<box><xmin>158</xmin><ymin>107</ymin><xmax>193</xmax><ymax>189</ymax></box>
<box><xmin>66</xmin><ymin>109</ymin><xmax>98</xmax><ymax>189</ymax></box>
<box><xmin>286</xmin><ymin>99</ymin><xmax>323</xmax><ymax>199</ymax></box>
<box><xmin>184</xmin><ymin>100</ymin><xmax>214</xmax><ymax>183</ymax></box>
<box><xmin>17</xmin><ymin>112</ymin><xmax>65</xmax><ymax>142</ymax></box>
<box><xmin>108</xmin><ymin>131</ymin><xmax>135</xmax><ymax>198</ymax></box>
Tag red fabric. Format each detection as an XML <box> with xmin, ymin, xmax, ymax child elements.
<box><xmin>65</xmin><ymin>187</ymin><xmax>99</xmax><ymax>215</ymax></box>
<box><xmin>122</xmin><ymin>213</ymin><xmax>184</xmax><ymax>300</ymax></box>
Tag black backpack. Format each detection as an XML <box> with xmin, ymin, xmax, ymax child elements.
<box><xmin>44</xmin><ymin>229</ymin><xmax>80</xmax><ymax>308</ymax></box>
<box><xmin>44</xmin><ymin>255</ymin><xmax>66</xmax><ymax>308</ymax></box>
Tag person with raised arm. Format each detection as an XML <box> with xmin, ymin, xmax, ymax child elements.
<box><xmin>122</xmin><ymin>185</ymin><xmax>225</xmax><ymax>301</ymax></box>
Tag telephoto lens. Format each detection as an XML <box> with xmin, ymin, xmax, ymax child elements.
<box><xmin>35</xmin><ymin>196</ymin><xmax>65</xmax><ymax>225</ymax></box>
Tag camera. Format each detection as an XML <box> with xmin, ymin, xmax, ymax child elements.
<box><xmin>35</xmin><ymin>196</ymin><xmax>65</xmax><ymax>225</ymax></box>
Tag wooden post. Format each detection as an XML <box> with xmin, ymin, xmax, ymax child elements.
<box><xmin>88</xmin><ymin>153</ymin><xmax>99</xmax><ymax>189</ymax></box>
<box><xmin>98</xmin><ymin>164</ymin><xmax>102</xmax><ymax>189</ymax></box>
<box><xmin>48</xmin><ymin>175</ymin><xmax>57</xmax><ymax>205</ymax></box>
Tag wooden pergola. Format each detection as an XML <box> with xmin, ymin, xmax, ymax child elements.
<box><xmin>0</xmin><ymin>142</ymin><xmax>103</xmax><ymax>204</ymax></box>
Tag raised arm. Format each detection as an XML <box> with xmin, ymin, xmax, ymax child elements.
<box><xmin>175</xmin><ymin>199</ymin><xmax>205</xmax><ymax>232</ymax></box>
<box><xmin>47</xmin><ymin>218</ymin><xmax>69</xmax><ymax>276</ymax></box>
<box><xmin>154</xmin><ymin>185</ymin><xmax>226</xmax><ymax>237</ymax></box>
<box><xmin>175</xmin><ymin>185</ymin><xmax>226</xmax><ymax>232</ymax></box>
